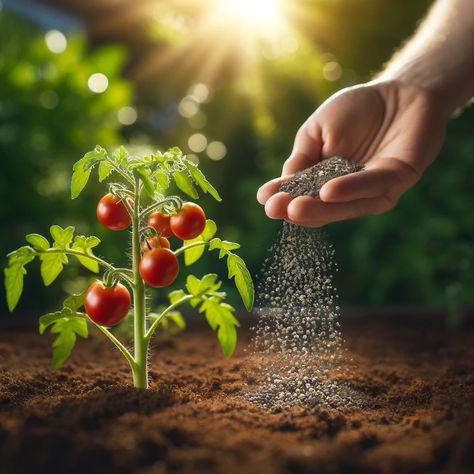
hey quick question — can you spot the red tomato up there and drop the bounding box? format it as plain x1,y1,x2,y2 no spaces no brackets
84,281,131,327
139,248,179,288
96,193,131,231
142,236,171,252
148,212,172,237
170,202,206,240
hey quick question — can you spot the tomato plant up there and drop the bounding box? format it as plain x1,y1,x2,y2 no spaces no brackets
170,202,206,240
4,146,254,388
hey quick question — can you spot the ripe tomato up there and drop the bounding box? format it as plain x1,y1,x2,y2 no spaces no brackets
139,248,179,288
170,202,206,240
142,236,170,252
96,193,131,231
84,281,131,327
148,211,172,237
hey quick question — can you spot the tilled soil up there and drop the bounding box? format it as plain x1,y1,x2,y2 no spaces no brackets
0,314,473,474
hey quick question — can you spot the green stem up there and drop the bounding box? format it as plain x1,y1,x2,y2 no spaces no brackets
106,157,135,186
131,176,148,389
145,294,194,341
93,323,136,370
140,196,182,219
173,241,210,256
40,249,134,288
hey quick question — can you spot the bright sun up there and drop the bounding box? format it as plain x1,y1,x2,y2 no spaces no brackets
224,0,282,29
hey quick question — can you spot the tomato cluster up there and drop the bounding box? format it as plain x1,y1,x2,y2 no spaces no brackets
85,196,207,326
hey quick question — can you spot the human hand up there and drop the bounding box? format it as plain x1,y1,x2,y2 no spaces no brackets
257,80,448,227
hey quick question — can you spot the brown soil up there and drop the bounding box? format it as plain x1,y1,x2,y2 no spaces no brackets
0,315,473,474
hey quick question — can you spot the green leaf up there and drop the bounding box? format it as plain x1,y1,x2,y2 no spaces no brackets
63,291,86,312
168,289,186,304
71,146,107,199
113,146,129,165
49,316,88,368
227,254,254,311
154,171,170,191
26,233,50,251
186,274,221,297
200,299,239,357
184,220,217,266
39,311,68,335
50,225,75,249
40,252,68,286
71,165,91,200
137,167,155,198
4,246,36,311
174,171,198,199
187,164,222,201
209,238,241,258
71,235,101,273
168,311,186,330
98,160,114,182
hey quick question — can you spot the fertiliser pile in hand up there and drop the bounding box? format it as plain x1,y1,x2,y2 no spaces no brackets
245,157,364,411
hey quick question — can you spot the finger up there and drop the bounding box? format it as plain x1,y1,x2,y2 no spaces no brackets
264,192,293,220
282,123,322,176
286,195,385,227
319,157,419,204
257,177,288,205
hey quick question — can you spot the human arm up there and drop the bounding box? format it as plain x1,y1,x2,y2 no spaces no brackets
257,0,474,227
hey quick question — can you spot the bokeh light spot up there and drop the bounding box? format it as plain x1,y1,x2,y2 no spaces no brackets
323,61,342,81
179,96,199,118
188,133,207,153
118,106,138,125
189,83,211,103
88,73,109,93
186,153,200,165
45,30,67,54
206,141,227,161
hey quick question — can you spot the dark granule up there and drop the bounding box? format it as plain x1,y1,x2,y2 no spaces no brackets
279,156,364,198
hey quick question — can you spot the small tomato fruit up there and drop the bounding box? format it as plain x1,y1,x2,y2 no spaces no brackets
84,281,131,327
97,193,132,231
148,211,172,237
170,202,206,240
142,236,171,252
139,248,179,288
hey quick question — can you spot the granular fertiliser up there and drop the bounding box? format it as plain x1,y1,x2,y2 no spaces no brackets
245,157,364,410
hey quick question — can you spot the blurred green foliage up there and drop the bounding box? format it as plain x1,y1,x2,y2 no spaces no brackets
0,12,131,311
1,0,474,314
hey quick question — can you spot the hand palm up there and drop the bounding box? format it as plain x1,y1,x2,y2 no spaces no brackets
258,81,447,226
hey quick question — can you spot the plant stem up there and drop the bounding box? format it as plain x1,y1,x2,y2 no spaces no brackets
131,177,148,389
93,323,136,371
145,294,194,341
140,196,182,219
173,241,209,256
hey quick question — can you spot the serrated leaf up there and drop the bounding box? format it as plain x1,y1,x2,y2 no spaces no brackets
137,167,155,198
4,246,36,311
174,171,198,199
154,171,170,191
50,225,75,249
71,235,101,273
71,166,91,199
40,252,68,286
227,253,254,311
187,164,222,201
113,146,129,165
98,160,114,182
186,273,220,296
26,233,50,251
63,291,86,312
39,310,71,334
184,220,218,266
200,299,239,357
49,316,88,368
209,238,241,258
168,289,186,304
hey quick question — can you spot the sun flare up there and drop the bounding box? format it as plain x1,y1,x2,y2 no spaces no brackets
224,0,282,28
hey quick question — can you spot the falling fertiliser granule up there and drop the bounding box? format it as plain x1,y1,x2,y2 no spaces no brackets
245,157,364,411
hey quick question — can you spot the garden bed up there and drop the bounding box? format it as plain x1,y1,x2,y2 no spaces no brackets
0,314,473,474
